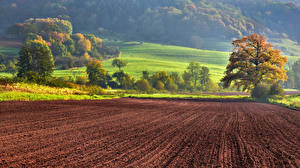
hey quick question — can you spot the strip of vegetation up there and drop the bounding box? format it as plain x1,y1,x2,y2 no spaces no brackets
268,95,300,111
125,93,250,100
0,92,118,101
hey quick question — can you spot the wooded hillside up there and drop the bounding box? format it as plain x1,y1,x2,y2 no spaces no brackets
0,0,300,49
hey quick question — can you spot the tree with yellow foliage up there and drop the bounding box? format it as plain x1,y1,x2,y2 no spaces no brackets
221,34,288,91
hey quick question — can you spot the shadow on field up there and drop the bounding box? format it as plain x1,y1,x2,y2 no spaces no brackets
128,97,252,102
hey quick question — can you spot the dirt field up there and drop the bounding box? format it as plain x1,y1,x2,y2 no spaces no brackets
0,98,299,167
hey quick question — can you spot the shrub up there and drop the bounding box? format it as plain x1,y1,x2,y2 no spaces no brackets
108,80,119,89
84,85,106,95
166,80,178,92
0,64,6,72
136,79,152,92
251,84,270,99
269,82,284,96
39,77,74,88
76,76,88,85
155,81,165,90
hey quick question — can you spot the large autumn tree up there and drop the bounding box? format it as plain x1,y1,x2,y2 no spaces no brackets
221,34,288,91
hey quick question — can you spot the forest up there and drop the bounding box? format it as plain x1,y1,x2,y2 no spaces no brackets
1,0,300,49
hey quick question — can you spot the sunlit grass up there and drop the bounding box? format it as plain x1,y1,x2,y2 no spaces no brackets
0,92,118,101
269,94,300,110
125,93,249,99
0,82,85,95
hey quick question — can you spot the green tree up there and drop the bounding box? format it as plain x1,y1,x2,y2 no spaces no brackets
292,60,300,88
170,72,184,89
199,66,210,90
7,61,17,74
0,64,6,72
154,81,165,90
221,34,288,91
150,71,170,88
17,40,54,79
86,59,108,87
142,71,150,80
112,70,135,89
182,70,193,91
112,58,128,71
187,61,202,89
285,70,295,89
166,79,178,92
136,79,152,91
50,41,68,58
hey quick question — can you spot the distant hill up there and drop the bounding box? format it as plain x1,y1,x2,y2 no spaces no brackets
0,0,300,50
276,0,300,5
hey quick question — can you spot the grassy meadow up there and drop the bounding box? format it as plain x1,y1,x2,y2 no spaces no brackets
0,92,117,101
1,40,300,83
53,42,231,83
0,82,118,101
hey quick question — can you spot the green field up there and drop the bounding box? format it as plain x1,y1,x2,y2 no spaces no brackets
53,41,300,83
0,46,19,55
53,42,231,83
1,40,300,83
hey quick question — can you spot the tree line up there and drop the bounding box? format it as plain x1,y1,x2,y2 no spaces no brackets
1,33,291,97
13,37,215,93
85,58,215,92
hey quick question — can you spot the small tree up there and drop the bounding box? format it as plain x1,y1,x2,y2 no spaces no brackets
142,71,150,80
182,71,193,91
112,58,128,71
150,71,169,87
199,66,210,90
86,59,108,87
0,64,6,72
166,79,178,92
154,80,165,90
136,79,152,92
112,70,135,89
7,61,17,74
221,34,288,91
269,82,284,96
17,40,54,79
187,61,202,89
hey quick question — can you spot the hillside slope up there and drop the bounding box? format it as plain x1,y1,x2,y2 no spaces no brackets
53,41,300,83
1,0,300,50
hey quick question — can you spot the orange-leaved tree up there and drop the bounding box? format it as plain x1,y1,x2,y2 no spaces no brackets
221,34,288,91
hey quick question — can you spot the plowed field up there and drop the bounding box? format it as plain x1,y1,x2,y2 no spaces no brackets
0,98,299,167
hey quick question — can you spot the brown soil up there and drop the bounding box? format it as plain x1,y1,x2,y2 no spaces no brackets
0,98,299,167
